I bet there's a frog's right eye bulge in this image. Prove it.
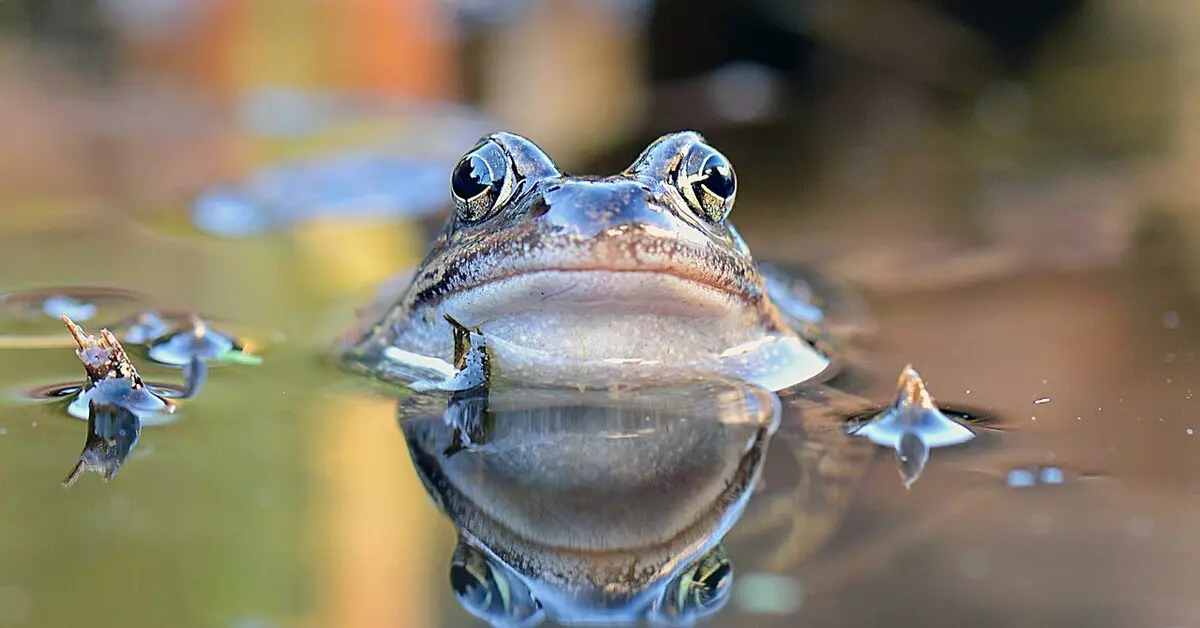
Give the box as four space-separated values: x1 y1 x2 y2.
449 541 544 626
451 140 516 222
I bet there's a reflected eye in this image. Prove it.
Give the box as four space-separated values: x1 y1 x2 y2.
451 140 515 222
450 540 544 626
675 146 737 223
652 546 734 625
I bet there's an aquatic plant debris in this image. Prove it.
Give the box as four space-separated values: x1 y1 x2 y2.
60 316 163 487
63 315 143 385
847 364 975 488
408 314 491 393
62 401 141 487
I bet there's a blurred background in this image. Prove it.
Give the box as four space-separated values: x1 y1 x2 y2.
4 1 1200 627
4 0 1197 282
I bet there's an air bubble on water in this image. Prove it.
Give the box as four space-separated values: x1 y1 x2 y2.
1031 416 1037 421
1163 311 1181 329
1167 352 1177 363
1168 378 1174 385
0 428 7 435
1188 428 1194 435
29 421 36 428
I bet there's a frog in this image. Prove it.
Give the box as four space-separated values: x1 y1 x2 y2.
338 130 853 392
398 376 878 626
339 132 964 625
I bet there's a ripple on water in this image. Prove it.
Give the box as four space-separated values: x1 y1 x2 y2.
0 286 147 346
21 381 186 426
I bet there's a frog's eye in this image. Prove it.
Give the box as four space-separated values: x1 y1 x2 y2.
449 541 544 626
451 140 516 222
675 145 737 224
651 546 734 625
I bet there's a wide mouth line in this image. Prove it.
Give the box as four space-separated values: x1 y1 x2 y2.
432 266 750 304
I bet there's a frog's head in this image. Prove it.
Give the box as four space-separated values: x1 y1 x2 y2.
399 382 778 625
421 130 759 322
382 133 784 353
342 131 832 390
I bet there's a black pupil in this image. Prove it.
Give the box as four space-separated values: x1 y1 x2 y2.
700 563 731 593
698 156 735 199
452 154 494 200
449 565 490 606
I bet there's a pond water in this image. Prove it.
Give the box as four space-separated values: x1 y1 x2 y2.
1 172 1199 628
3 2 1200 622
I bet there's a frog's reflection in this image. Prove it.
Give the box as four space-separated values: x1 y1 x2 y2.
399 380 781 626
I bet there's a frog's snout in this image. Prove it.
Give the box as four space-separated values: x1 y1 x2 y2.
534 179 675 238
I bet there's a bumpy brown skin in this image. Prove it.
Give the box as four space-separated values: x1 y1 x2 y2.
340 131 791 373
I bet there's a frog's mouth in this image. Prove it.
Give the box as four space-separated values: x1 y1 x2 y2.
440 268 754 320
411 224 769 317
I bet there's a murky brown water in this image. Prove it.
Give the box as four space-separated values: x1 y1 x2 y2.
5 2 1200 626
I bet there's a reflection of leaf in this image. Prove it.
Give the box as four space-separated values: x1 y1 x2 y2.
62 401 142 488
215 350 264 366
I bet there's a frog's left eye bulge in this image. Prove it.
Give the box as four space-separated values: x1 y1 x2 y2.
652 546 734 624
451 140 516 222
676 145 737 223
691 554 732 605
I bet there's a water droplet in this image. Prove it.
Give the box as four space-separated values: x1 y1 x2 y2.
1167 352 1177 363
